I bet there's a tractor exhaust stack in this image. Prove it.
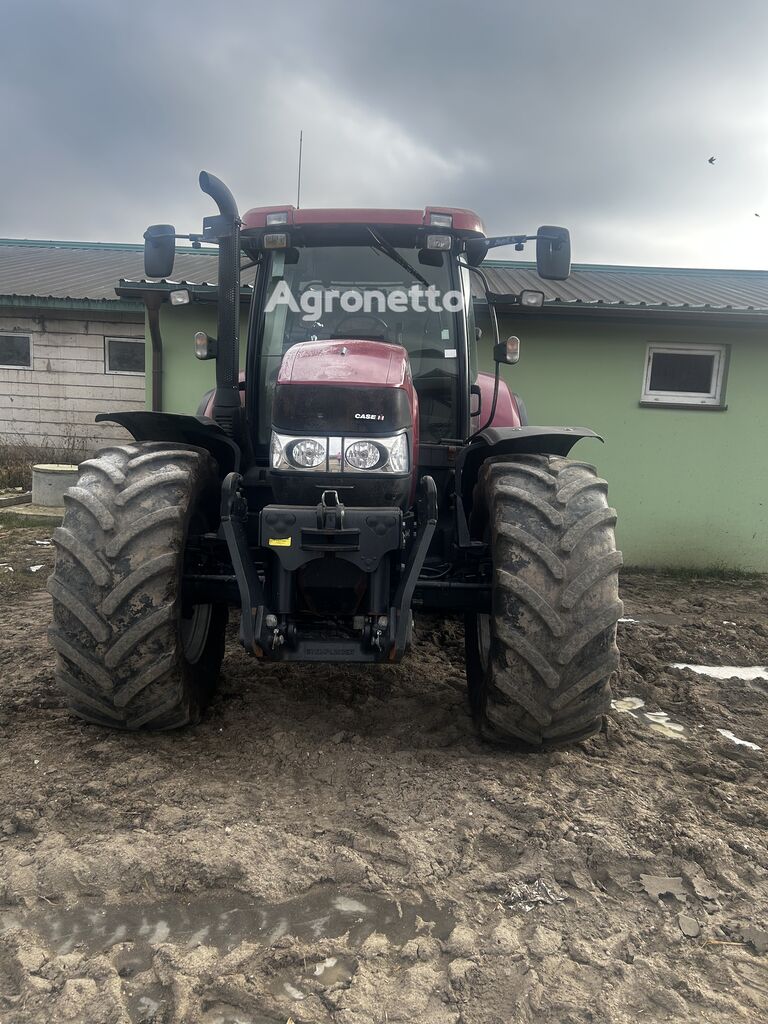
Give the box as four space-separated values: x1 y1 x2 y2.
199 171 242 439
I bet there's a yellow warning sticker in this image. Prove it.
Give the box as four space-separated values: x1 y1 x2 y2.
268 537 292 547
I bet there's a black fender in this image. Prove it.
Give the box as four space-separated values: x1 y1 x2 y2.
455 426 602 548
95 411 241 476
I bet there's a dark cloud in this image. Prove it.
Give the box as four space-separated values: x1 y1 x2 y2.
1 0 766 267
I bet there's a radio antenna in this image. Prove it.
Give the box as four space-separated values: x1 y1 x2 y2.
297 130 303 209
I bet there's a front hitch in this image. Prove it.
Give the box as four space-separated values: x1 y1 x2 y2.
222 474 438 663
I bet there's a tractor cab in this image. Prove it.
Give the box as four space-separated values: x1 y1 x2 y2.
240 205 489 453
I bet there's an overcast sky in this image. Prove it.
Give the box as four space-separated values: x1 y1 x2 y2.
2 0 767 268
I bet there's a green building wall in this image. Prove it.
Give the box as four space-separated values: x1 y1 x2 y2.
149 302 768 571
148 302 246 415
489 314 768 571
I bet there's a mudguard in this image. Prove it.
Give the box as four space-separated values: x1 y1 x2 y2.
455 425 602 547
95 411 241 475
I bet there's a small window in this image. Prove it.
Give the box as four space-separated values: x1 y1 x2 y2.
105 336 145 374
641 344 727 407
0 333 31 368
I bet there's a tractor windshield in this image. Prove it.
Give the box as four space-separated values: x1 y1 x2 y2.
252 244 462 445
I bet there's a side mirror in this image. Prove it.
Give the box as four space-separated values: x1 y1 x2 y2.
493 336 520 365
536 226 570 280
143 224 176 279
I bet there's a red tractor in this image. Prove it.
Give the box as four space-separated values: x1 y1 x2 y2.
48 172 622 746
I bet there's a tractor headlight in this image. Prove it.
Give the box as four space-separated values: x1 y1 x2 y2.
386 433 408 473
344 435 409 473
271 432 327 470
288 437 326 468
270 432 284 467
345 440 382 470
270 431 409 475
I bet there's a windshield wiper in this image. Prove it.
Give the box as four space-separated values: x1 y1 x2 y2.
367 227 431 288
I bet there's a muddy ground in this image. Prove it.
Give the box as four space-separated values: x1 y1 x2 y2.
0 518 766 1023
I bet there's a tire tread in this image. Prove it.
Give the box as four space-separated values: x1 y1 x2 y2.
48 442 225 730
467 454 622 747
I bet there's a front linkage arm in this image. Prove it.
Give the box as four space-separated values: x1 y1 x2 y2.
220 472 268 655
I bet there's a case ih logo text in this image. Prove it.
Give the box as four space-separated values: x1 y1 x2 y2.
355 413 385 421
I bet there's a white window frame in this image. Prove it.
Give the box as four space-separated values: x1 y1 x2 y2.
104 336 146 376
0 332 32 370
641 343 728 408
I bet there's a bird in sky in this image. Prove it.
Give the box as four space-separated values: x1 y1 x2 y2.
708 156 716 164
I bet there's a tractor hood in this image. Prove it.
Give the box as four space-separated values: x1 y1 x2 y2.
269 338 418 509
272 339 418 439
278 339 410 388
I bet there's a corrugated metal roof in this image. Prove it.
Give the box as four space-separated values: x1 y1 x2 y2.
476 261 768 312
2 238 768 314
0 238 219 304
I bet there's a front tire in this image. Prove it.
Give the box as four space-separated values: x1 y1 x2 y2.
466 455 623 747
48 442 227 730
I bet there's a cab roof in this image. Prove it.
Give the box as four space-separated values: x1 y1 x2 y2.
241 205 485 236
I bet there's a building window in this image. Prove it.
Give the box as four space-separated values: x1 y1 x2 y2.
105 337 145 375
641 344 727 408
0 333 32 368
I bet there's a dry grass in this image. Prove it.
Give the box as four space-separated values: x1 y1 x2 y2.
0 432 88 491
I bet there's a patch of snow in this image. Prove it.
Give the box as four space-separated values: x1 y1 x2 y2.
644 711 685 734
611 698 687 739
611 697 645 712
673 664 768 681
717 729 761 751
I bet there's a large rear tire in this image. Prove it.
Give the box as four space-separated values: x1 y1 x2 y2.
465 455 623 747
48 442 227 730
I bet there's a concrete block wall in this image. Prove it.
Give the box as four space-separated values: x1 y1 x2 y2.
0 310 146 454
